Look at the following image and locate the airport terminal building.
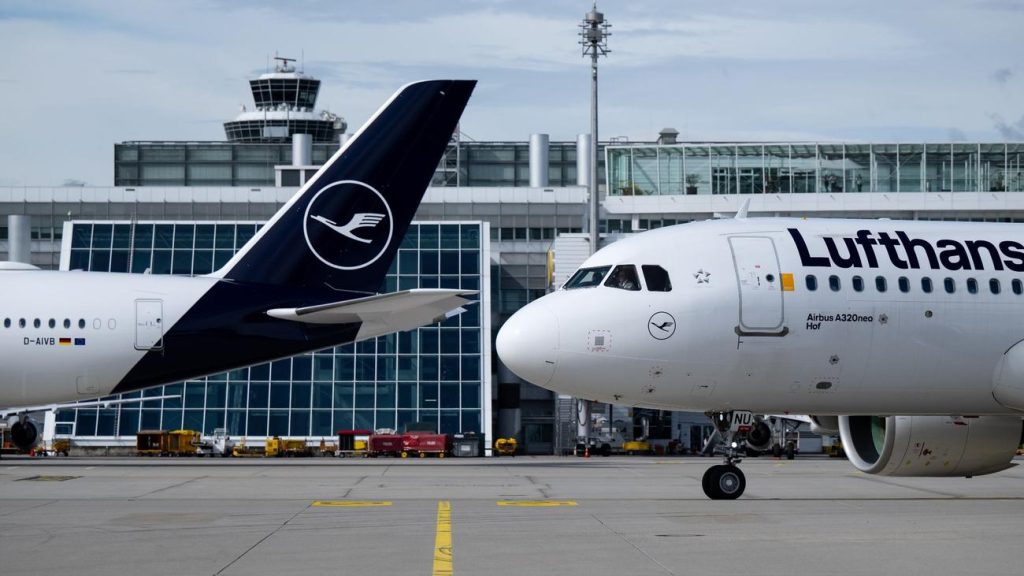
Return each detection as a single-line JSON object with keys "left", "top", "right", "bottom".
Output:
{"left": 3, "top": 61, "right": 1024, "bottom": 454}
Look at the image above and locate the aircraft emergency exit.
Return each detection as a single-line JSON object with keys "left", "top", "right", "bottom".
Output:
{"left": 1, "top": 79, "right": 477, "bottom": 452}
{"left": 497, "top": 215, "right": 1024, "bottom": 499}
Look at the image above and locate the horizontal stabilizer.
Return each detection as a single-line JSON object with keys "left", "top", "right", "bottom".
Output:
{"left": 267, "top": 289, "right": 476, "bottom": 339}
{"left": 1, "top": 395, "right": 180, "bottom": 420}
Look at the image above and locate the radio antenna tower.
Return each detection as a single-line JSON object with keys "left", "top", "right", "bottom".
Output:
{"left": 579, "top": 3, "right": 611, "bottom": 255}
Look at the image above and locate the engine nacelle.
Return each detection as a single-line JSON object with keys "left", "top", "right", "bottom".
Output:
{"left": 7, "top": 416, "right": 41, "bottom": 452}
{"left": 839, "top": 415, "right": 1022, "bottom": 477}
{"left": 745, "top": 420, "right": 773, "bottom": 452}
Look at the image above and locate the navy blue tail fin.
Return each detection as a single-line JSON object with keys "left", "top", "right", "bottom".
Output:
{"left": 215, "top": 80, "right": 476, "bottom": 293}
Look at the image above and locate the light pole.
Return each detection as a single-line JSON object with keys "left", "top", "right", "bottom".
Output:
{"left": 579, "top": 3, "right": 610, "bottom": 256}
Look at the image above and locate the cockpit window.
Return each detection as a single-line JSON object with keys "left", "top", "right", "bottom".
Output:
{"left": 564, "top": 266, "right": 611, "bottom": 289}
{"left": 641, "top": 265, "right": 672, "bottom": 292}
{"left": 605, "top": 265, "right": 641, "bottom": 291}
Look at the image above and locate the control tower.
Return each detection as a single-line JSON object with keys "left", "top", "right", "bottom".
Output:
{"left": 223, "top": 56, "right": 347, "bottom": 143}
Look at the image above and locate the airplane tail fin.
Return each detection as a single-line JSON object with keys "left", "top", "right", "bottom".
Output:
{"left": 213, "top": 80, "right": 476, "bottom": 294}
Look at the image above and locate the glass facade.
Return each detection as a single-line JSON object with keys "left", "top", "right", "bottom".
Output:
{"left": 607, "top": 143, "right": 1024, "bottom": 196}
{"left": 223, "top": 119, "right": 340, "bottom": 144}
{"left": 116, "top": 141, "right": 606, "bottom": 189}
{"left": 115, "top": 142, "right": 338, "bottom": 186}
{"left": 55, "top": 221, "right": 491, "bottom": 443}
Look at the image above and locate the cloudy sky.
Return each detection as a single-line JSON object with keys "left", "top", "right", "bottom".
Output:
{"left": 1, "top": 0, "right": 1022, "bottom": 186}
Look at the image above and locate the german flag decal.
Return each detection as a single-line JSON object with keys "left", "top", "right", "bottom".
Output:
{"left": 58, "top": 338, "right": 72, "bottom": 346}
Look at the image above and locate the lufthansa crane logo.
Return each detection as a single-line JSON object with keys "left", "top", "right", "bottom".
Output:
{"left": 648, "top": 311, "right": 676, "bottom": 340}
{"left": 303, "top": 180, "right": 393, "bottom": 270}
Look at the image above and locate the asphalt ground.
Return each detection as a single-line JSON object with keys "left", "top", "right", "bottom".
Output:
{"left": 1, "top": 455, "right": 1022, "bottom": 575}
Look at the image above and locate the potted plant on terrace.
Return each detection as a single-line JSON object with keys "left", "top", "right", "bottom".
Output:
{"left": 685, "top": 173, "right": 700, "bottom": 195}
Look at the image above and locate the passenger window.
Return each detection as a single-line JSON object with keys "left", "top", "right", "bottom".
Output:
{"left": 63, "top": 318, "right": 71, "bottom": 329}
{"left": 967, "top": 278, "right": 978, "bottom": 294}
{"left": 564, "top": 266, "right": 611, "bottom": 289}
{"left": 19, "top": 318, "right": 26, "bottom": 328}
{"left": 78, "top": 318, "right": 86, "bottom": 329}
{"left": 828, "top": 275, "right": 840, "bottom": 292}
{"left": 33, "top": 318, "right": 40, "bottom": 328}
{"left": 921, "top": 277, "right": 933, "bottom": 293}
{"left": 852, "top": 275, "right": 864, "bottom": 292}
{"left": 944, "top": 278, "right": 955, "bottom": 294}
{"left": 48, "top": 318, "right": 56, "bottom": 329}
{"left": 898, "top": 277, "right": 909, "bottom": 293}
{"left": 875, "top": 276, "right": 887, "bottom": 292}
{"left": 641, "top": 265, "right": 672, "bottom": 292}
{"left": 1014, "top": 279, "right": 1023, "bottom": 295}
{"left": 605, "top": 265, "right": 641, "bottom": 291}
{"left": 3, "top": 318, "right": 9, "bottom": 328}
{"left": 805, "top": 275, "right": 818, "bottom": 291}
{"left": 990, "top": 279, "right": 1001, "bottom": 295}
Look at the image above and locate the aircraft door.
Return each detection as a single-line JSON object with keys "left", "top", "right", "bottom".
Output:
{"left": 729, "top": 237, "right": 786, "bottom": 335}
{"left": 135, "top": 299, "right": 164, "bottom": 351}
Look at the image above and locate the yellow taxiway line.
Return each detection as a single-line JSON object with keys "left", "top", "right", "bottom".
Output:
{"left": 433, "top": 501, "right": 453, "bottom": 576}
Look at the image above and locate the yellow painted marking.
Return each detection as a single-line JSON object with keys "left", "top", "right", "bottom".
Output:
{"left": 781, "top": 272, "right": 795, "bottom": 292}
{"left": 311, "top": 501, "right": 392, "bottom": 507}
{"left": 496, "top": 500, "right": 578, "bottom": 507}
{"left": 433, "top": 501, "right": 452, "bottom": 576}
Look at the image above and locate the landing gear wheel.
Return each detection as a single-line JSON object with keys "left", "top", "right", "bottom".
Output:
{"left": 784, "top": 442, "right": 796, "bottom": 460}
{"left": 701, "top": 464, "right": 746, "bottom": 500}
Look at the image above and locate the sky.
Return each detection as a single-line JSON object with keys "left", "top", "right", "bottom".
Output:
{"left": 1, "top": 0, "right": 1022, "bottom": 187}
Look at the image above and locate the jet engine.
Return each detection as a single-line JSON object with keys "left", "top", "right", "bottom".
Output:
{"left": 745, "top": 420, "right": 773, "bottom": 452}
{"left": 7, "top": 415, "right": 41, "bottom": 452}
{"left": 838, "top": 415, "right": 1022, "bottom": 477}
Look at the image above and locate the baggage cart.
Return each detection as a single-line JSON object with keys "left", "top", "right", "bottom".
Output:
{"left": 402, "top": 433, "right": 450, "bottom": 458}
{"left": 367, "top": 434, "right": 404, "bottom": 457}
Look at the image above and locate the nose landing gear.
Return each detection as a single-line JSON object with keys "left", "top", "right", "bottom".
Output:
{"left": 701, "top": 411, "right": 750, "bottom": 500}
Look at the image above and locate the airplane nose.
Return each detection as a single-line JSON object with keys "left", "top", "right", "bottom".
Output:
{"left": 496, "top": 299, "right": 559, "bottom": 387}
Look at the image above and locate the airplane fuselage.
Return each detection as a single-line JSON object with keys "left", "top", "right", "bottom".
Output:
{"left": 0, "top": 271, "right": 359, "bottom": 406}
{"left": 499, "top": 218, "right": 1024, "bottom": 416}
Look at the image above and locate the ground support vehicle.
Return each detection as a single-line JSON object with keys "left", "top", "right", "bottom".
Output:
{"left": 367, "top": 434, "right": 404, "bottom": 457}
{"left": 337, "top": 430, "right": 371, "bottom": 457}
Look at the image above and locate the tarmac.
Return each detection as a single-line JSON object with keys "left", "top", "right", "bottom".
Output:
{"left": 1, "top": 454, "right": 1023, "bottom": 576}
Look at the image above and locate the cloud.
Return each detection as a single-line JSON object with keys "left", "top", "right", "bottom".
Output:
{"left": 1, "top": 0, "right": 1022, "bottom": 187}
{"left": 992, "top": 67, "right": 1012, "bottom": 85}
{"left": 947, "top": 128, "right": 969, "bottom": 142}
{"left": 990, "top": 114, "right": 1024, "bottom": 140}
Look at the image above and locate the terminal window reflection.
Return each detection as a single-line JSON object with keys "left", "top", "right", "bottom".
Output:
{"left": 607, "top": 143, "right": 1022, "bottom": 196}
{"left": 61, "top": 221, "right": 486, "bottom": 439}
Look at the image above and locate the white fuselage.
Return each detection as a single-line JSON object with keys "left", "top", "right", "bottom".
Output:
{"left": 0, "top": 271, "right": 215, "bottom": 406}
{"left": 497, "top": 218, "right": 1024, "bottom": 416}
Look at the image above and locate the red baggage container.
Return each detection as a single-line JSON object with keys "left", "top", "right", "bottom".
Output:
{"left": 402, "top": 433, "right": 450, "bottom": 457}
{"left": 368, "top": 434, "right": 404, "bottom": 457}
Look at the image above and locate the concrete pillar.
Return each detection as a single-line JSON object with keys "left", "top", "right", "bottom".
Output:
{"left": 7, "top": 215, "right": 31, "bottom": 264}
{"left": 576, "top": 133, "right": 592, "bottom": 187}
{"left": 292, "top": 133, "right": 312, "bottom": 166}
{"left": 529, "top": 133, "right": 549, "bottom": 188}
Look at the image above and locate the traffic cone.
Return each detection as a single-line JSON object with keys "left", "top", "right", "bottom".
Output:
{"left": 584, "top": 445, "right": 590, "bottom": 458}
